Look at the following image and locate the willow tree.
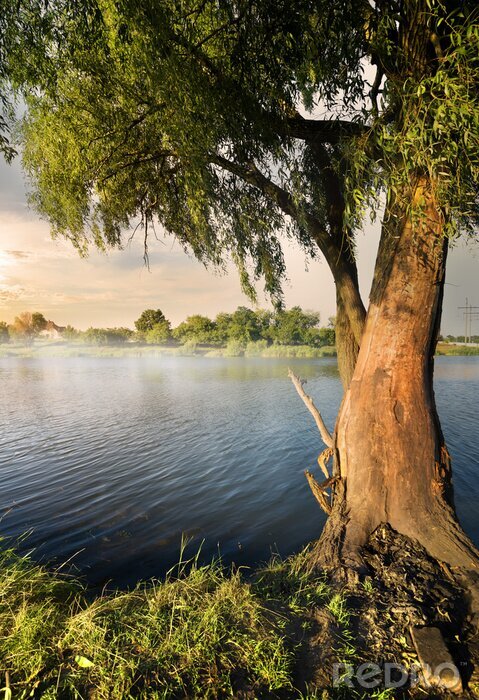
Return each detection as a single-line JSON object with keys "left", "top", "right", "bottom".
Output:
{"left": 6, "top": 0, "right": 479, "bottom": 576}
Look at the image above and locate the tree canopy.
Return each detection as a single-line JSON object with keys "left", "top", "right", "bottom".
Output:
{"left": 11, "top": 311, "right": 47, "bottom": 337}
{"left": 4, "top": 0, "right": 475, "bottom": 315}
{"left": 268, "top": 306, "right": 320, "bottom": 346}
{"left": 0, "top": 321, "right": 9, "bottom": 343}
{"left": 135, "top": 309, "right": 168, "bottom": 333}
{"left": 173, "top": 315, "right": 217, "bottom": 345}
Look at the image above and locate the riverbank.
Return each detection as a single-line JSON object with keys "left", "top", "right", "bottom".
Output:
{"left": 0, "top": 341, "right": 336, "bottom": 359}
{"left": 1, "top": 341, "right": 478, "bottom": 359}
{"left": 436, "top": 343, "right": 479, "bottom": 356}
{"left": 3, "top": 527, "right": 479, "bottom": 698}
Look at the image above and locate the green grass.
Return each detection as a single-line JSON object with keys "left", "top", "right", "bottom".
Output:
{"left": 436, "top": 342, "right": 479, "bottom": 355}
{"left": 0, "top": 343, "right": 195, "bottom": 359}
{"left": 3, "top": 340, "right": 479, "bottom": 360}
{"left": 0, "top": 542, "right": 318, "bottom": 699}
{"left": 299, "top": 690, "right": 396, "bottom": 700}
{"left": 0, "top": 539, "right": 377, "bottom": 699}
{"left": 0, "top": 546, "right": 293, "bottom": 699}
{"left": 246, "top": 344, "right": 337, "bottom": 359}
{"left": 0, "top": 540, "right": 419, "bottom": 699}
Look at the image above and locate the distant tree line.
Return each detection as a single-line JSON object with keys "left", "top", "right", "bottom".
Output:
{"left": 166, "top": 306, "right": 335, "bottom": 348}
{"left": 439, "top": 334, "right": 479, "bottom": 344}
{"left": 3, "top": 312, "right": 472, "bottom": 349}
{"left": 0, "top": 306, "right": 336, "bottom": 348}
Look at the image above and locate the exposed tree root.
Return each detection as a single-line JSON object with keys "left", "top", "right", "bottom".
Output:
{"left": 287, "top": 363, "right": 479, "bottom": 695}
{"left": 293, "top": 524, "right": 479, "bottom": 698}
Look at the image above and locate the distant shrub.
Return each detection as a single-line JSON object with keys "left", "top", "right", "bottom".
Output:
{"left": 245, "top": 340, "right": 269, "bottom": 356}
{"left": 295, "top": 346, "right": 320, "bottom": 358}
{"left": 0, "top": 321, "right": 9, "bottom": 344}
{"left": 438, "top": 344, "right": 479, "bottom": 356}
{"left": 144, "top": 321, "right": 172, "bottom": 345}
{"left": 62, "top": 325, "right": 81, "bottom": 341}
{"left": 223, "top": 339, "right": 245, "bottom": 356}
{"left": 178, "top": 340, "right": 198, "bottom": 355}
{"left": 173, "top": 315, "right": 219, "bottom": 345}
{"left": 318, "top": 346, "right": 337, "bottom": 357}
{"left": 82, "top": 327, "right": 133, "bottom": 345}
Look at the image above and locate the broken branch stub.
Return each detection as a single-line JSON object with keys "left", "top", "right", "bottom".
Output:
{"left": 288, "top": 369, "right": 333, "bottom": 448}
{"left": 318, "top": 446, "right": 334, "bottom": 479}
{"left": 304, "top": 472, "right": 339, "bottom": 515}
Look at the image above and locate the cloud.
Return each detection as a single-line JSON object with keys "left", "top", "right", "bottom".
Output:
{"left": 5, "top": 250, "right": 32, "bottom": 260}
{"left": 0, "top": 284, "right": 26, "bottom": 302}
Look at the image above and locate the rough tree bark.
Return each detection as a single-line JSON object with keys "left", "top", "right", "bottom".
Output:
{"left": 309, "top": 179, "right": 479, "bottom": 575}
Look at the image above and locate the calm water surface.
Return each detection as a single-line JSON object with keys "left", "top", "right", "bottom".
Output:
{"left": 0, "top": 355, "right": 478, "bottom": 588}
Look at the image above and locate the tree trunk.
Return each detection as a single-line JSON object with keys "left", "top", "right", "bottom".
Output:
{"left": 307, "top": 140, "right": 365, "bottom": 388}
{"left": 311, "top": 150, "right": 365, "bottom": 387}
{"left": 316, "top": 180, "right": 479, "bottom": 574}
{"left": 334, "top": 277, "right": 362, "bottom": 389}
{"left": 309, "top": 224, "right": 365, "bottom": 389}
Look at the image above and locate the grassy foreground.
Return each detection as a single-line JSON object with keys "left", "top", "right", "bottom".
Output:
{"left": 0, "top": 542, "right": 391, "bottom": 700}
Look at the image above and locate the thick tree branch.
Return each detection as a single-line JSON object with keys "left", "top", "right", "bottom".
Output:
{"left": 168, "top": 13, "right": 368, "bottom": 149}
{"left": 286, "top": 116, "right": 367, "bottom": 144}
{"left": 370, "top": 65, "right": 384, "bottom": 115}
{"left": 98, "top": 151, "right": 176, "bottom": 184}
{"left": 211, "top": 153, "right": 306, "bottom": 223}
{"left": 212, "top": 153, "right": 344, "bottom": 266}
{"left": 288, "top": 369, "right": 333, "bottom": 448}
{"left": 299, "top": 133, "right": 367, "bottom": 349}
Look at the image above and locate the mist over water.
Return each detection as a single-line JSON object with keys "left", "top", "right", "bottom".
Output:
{"left": 0, "top": 355, "right": 478, "bottom": 589}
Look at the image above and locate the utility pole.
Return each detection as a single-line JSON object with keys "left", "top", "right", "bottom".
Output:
{"left": 458, "top": 299, "right": 479, "bottom": 343}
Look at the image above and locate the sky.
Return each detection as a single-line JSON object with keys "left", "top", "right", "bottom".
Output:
{"left": 0, "top": 154, "right": 478, "bottom": 334}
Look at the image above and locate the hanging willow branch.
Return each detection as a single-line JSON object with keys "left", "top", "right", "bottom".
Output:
{"left": 288, "top": 369, "right": 333, "bottom": 447}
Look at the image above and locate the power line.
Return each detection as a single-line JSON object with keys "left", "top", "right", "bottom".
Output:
{"left": 458, "top": 298, "right": 479, "bottom": 343}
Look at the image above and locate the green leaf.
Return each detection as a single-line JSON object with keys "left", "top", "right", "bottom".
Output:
{"left": 75, "top": 655, "right": 94, "bottom": 669}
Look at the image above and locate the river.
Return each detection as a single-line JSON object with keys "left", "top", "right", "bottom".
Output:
{"left": 1, "top": 355, "right": 478, "bottom": 588}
